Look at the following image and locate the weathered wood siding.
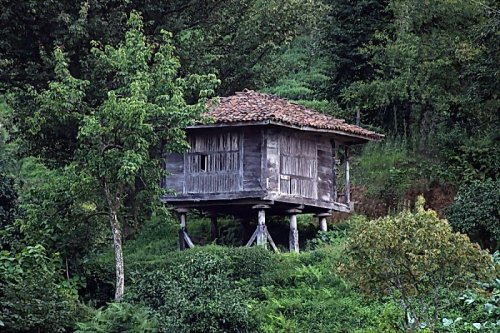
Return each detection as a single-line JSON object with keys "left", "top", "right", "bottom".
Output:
{"left": 264, "top": 128, "right": 336, "bottom": 205}
{"left": 186, "top": 131, "right": 242, "bottom": 193}
{"left": 317, "top": 138, "right": 333, "bottom": 202}
{"left": 265, "top": 130, "right": 280, "bottom": 193}
{"left": 278, "top": 133, "right": 318, "bottom": 199}
{"left": 163, "top": 125, "right": 347, "bottom": 211}
{"left": 242, "top": 127, "right": 263, "bottom": 191}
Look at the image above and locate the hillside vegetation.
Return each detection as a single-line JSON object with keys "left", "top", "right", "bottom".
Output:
{"left": 0, "top": 0, "right": 498, "bottom": 332}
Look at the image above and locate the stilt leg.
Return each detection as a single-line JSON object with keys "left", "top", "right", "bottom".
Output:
{"left": 176, "top": 208, "right": 190, "bottom": 251}
{"left": 287, "top": 209, "right": 301, "bottom": 253}
{"left": 256, "top": 209, "right": 267, "bottom": 247}
{"left": 247, "top": 205, "right": 270, "bottom": 249}
{"left": 317, "top": 213, "right": 331, "bottom": 232}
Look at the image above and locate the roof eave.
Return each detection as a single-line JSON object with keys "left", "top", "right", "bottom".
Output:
{"left": 186, "top": 120, "right": 384, "bottom": 143}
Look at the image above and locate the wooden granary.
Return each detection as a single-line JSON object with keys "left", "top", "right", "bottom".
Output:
{"left": 162, "top": 90, "right": 383, "bottom": 252}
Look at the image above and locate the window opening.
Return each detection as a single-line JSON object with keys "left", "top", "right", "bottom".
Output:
{"left": 200, "top": 154, "right": 208, "bottom": 172}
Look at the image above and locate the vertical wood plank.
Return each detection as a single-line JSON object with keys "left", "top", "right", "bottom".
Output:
{"left": 333, "top": 141, "right": 339, "bottom": 202}
{"left": 344, "top": 145, "right": 350, "bottom": 204}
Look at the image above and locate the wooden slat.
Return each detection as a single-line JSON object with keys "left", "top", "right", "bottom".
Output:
{"left": 277, "top": 132, "right": 318, "bottom": 199}
{"left": 184, "top": 131, "right": 243, "bottom": 194}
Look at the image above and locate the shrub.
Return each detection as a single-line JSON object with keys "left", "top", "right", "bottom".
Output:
{"left": 0, "top": 245, "right": 82, "bottom": 332}
{"left": 446, "top": 179, "right": 500, "bottom": 251}
{"left": 342, "top": 197, "right": 495, "bottom": 332}
{"left": 305, "top": 221, "right": 352, "bottom": 250}
{"left": 433, "top": 128, "right": 500, "bottom": 185}
{"left": 440, "top": 251, "right": 500, "bottom": 333}
{"left": 75, "top": 302, "right": 158, "bottom": 333}
{"left": 128, "top": 246, "right": 259, "bottom": 333}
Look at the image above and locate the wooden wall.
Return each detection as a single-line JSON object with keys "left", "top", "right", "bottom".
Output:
{"left": 317, "top": 139, "right": 333, "bottom": 203}
{"left": 264, "top": 127, "right": 334, "bottom": 205}
{"left": 242, "top": 127, "right": 263, "bottom": 191}
{"left": 164, "top": 151, "right": 184, "bottom": 194}
{"left": 163, "top": 125, "right": 346, "bottom": 211}
{"left": 185, "top": 131, "right": 242, "bottom": 193}
{"left": 164, "top": 127, "right": 264, "bottom": 197}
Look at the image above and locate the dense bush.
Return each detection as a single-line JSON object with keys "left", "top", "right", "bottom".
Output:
{"left": 446, "top": 179, "right": 500, "bottom": 250}
{"left": 342, "top": 197, "right": 495, "bottom": 332}
{"left": 305, "top": 222, "right": 351, "bottom": 250}
{"left": 75, "top": 302, "right": 158, "bottom": 333}
{"left": 0, "top": 245, "right": 82, "bottom": 332}
{"left": 0, "top": 173, "right": 16, "bottom": 248}
{"left": 128, "top": 247, "right": 260, "bottom": 333}
{"left": 124, "top": 235, "right": 396, "bottom": 333}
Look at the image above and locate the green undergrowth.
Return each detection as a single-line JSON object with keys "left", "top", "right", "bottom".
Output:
{"left": 352, "top": 136, "right": 421, "bottom": 206}
{"left": 123, "top": 244, "right": 393, "bottom": 332}
{"left": 80, "top": 216, "right": 393, "bottom": 332}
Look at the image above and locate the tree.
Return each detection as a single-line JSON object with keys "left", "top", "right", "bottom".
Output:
{"left": 0, "top": 0, "right": 320, "bottom": 95}
{"left": 14, "top": 159, "right": 109, "bottom": 266}
{"left": 342, "top": 0, "right": 499, "bottom": 140}
{"left": 320, "top": 0, "right": 391, "bottom": 103}
{"left": 0, "top": 99, "right": 17, "bottom": 249}
{"left": 37, "top": 12, "right": 218, "bottom": 301}
{"left": 341, "top": 196, "right": 495, "bottom": 332}
{"left": 446, "top": 179, "right": 500, "bottom": 251}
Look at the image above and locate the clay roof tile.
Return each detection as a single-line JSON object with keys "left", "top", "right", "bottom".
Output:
{"left": 207, "top": 90, "right": 383, "bottom": 141}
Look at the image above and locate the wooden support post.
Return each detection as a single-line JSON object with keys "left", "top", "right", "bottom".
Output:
{"left": 344, "top": 145, "right": 350, "bottom": 205}
{"left": 256, "top": 207, "right": 267, "bottom": 247}
{"left": 176, "top": 208, "right": 192, "bottom": 251}
{"left": 333, "top": 141, "right": 339, "bottom": 202}
{"left": 247, "top": 204, "right": 270, "bottom": 249}
{"left": 207, "top": 213, "right": 218, "bottom": 241}
{"left": 245, "top": 228, "right": 258, "bottom": 247}
{"left": 287, "top": 209, "right": 301, "bottom": 253}
{"left": 317, "top": 213, "right": 331, "bottom": 232}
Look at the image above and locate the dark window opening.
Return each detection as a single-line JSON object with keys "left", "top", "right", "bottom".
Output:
{"left": 200, "top": 154, "right": 208, "bottom": 172}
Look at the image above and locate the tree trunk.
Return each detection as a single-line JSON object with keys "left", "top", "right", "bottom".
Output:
{"left": 110, "top": 208, "right": 125, "bottom": 301}
{"left": 104, "top": 181, "right": 125, "bottom": 302}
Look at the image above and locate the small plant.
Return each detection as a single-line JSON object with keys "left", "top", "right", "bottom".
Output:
{"left": 75, "top": 302, "right": 158, "bottom": 333}
{"left": 440, "top": 251, "right": 500, "bottom": 333}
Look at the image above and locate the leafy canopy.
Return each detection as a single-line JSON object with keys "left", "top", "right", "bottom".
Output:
{"left": 342, "top": 197, "right": 495, "bottom": 331}
{"left": 446, "top": 179, "right": 500, "bottom": 251}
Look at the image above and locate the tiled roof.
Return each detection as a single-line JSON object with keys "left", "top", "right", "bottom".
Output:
{"left": 207, "top": 90, "right": 383, "bottom": 141}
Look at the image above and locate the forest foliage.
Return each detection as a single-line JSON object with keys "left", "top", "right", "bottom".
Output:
{"left": 0, "top": 0, "right": 498, "bottom": 332}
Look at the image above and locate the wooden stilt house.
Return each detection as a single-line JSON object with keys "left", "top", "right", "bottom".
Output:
{"left": 162, "top": 90, "right": 383, "bottom": 252}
